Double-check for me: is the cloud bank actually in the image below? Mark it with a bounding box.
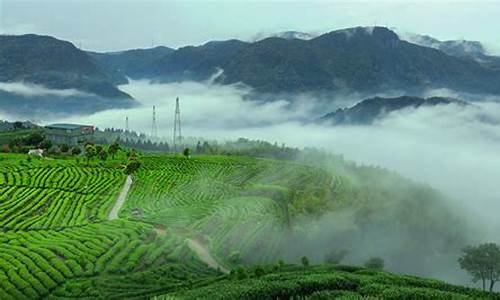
[55,79,500,235]
[0,82,90,98]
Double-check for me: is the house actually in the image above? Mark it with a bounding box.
[28,149,44,157]
[44,123,95,145]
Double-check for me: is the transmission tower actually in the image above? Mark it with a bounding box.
[151,105,157,138]
[173,98,182,151]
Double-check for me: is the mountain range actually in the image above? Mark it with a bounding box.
[90,26,500,95]
[319,96,468,125]
[1,27,500,117]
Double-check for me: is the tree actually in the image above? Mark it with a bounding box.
[235,266,247,280]
[325,249,348,265]
[71,147,82,156]
[183,147,191,158]
[13,121,23,130]
[253,265,265,277]
[458,243,500,292]
[301,256,310,268]
[60,144,70,153]
[364,257,384,270]
[125,159,141,175]
[228,251,242,265]
[38,139,52,151]
[85,144,97,165]
[25,133,44,146]
[108,141,120,159]
[98,149,108,161]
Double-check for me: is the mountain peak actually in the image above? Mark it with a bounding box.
[314,26,400,49]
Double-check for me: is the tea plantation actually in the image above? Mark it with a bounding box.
[0,152,496,299]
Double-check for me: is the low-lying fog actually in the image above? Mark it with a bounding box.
[48,79,500,236]
[2,78,500,286]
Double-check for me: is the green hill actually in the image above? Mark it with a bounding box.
[159,265,497,299]
[0,151,487,299]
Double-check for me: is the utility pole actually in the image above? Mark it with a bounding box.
[152,105,157,138]
[173,98,182,151]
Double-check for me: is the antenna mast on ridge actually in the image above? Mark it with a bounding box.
[173,98,182,151]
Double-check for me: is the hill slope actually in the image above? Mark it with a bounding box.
[0,34,137,116]
[0,151,476,298]
[320,96,468,125]
[88,46,175,81]
[162,265,498,299]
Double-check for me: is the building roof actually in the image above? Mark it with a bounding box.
[45,123,92,130]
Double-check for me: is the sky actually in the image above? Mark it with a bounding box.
[1,0,500,52]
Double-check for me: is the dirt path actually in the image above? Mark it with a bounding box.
[108,175,133,220]
[187,239,229,274]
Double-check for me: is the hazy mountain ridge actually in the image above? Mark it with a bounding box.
[3,27,500,117]
[88,46,175,82]
[401,32,500,69]
[91,26,500,96]
[0,34,137,116]
[320,96,468,125]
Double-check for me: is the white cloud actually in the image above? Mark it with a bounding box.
[0,82,91,98]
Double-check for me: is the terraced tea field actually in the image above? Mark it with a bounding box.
[0,153,337,299]
[122,155,336,263]
[0,152,483,299]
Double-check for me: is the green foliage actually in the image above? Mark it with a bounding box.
[235,266,247,280]
[182,147,191,158]
[85,144,97,165]
[71,147,82,156]
[228,251,242,265]
[108,140,120,159]
[39,139,52,150]
[325,249,348,265]
[0,150,489,299]
[124,158,141,175]
[60,143,70,153]
[458,243,500,292]
[301,256,310,268]
[364,257,384,270]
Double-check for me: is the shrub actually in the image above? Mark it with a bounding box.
[364,257,385,270]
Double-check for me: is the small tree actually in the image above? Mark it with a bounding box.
[253,265,265,277]
[108,141,120,159]
[60,144,70,153]
[235,266,247,280]
[228,251,242,265]
[39,139,52,151]
[458,243,500,292]
[13,121,24,130]
[85,144,97,165]
[325,249,348,265]
[98,149,108,161]
[125,159,141,175]
[301,256,310,268]
[364,257,384,270]
[71,147,82,156]
[183,147,191,158]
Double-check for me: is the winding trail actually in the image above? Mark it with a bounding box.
[108,175,133,220]
[187,239,229,274]
[107,175,227,273]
